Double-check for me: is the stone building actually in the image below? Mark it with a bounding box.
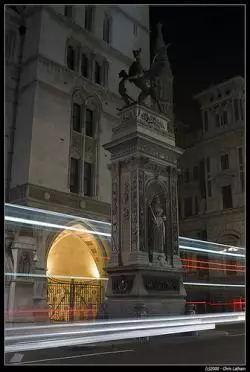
[177,76,245,246]
[4,5,151,321]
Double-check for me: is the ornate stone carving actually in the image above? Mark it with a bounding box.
[131,170,138,251]
[18,251,32,274]
[143,276,180,291]
[138,170,145,251]
[111,163,119,253]
[170,167,179,255]
[112,276,134,294]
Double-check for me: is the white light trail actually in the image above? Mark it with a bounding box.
[6,312,245,332]
[5,216,111,237]
[5,324,216,353]
[6,314,245,342]
[4,273,108,281]
[179,245,245,258]
[179,236,246,250]
[5,203,111,225]
[184,282,245,288]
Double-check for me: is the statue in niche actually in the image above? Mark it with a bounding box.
[148,195,167,258]
[118,48,165,112]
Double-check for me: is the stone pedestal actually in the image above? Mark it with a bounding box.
[104,104,186,317]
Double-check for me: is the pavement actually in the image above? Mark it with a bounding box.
[5,323,246,365]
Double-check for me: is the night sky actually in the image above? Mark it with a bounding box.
[149,5,245,130]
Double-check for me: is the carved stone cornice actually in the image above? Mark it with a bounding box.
[8,183,111,218]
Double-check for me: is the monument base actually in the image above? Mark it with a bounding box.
[105,264,186,318]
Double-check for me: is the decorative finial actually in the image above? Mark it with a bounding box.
[156,22,165,51]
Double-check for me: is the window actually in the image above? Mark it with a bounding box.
[84,162,92,196]
[95,61,101,84]
[5,29,16,60]
[85,6,94,31]
[133,23,138,37]
[64,5,73,19]
[184,169,190,183]
[207,181,212,197]
[204,111,208,132]
[195,196,199,215]
[103,15,112,44]
[238,148,244,192]
[222,185,233,209]
[72,103,81,132]
[184,197,193,218]
[239,100,244,120]
[206,157,210,173]
[85,109,94,137]
[221,154,229,170]
[178,198,181,219]
[234,99,239,121]
[193,166,199,181]
[215,114,220,127]
[222,111,228,125]
[206,157,212,197]
[67,45,76,70]
[70,158,80,193]
[81,54,89,78]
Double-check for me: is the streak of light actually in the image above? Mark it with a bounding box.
[4,216,111,237]
[5,324,217,352]
[180,258,245,268]
[184,282,245,287]
[179,245,245,258]
[5,203,111,225]
[5,312,245,332]
[182,264,245,272]
[179,236,246,250]
[4,273,108,281]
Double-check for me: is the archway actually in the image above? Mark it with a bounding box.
[46,223,109,321]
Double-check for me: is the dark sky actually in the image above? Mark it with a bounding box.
[149,5,245,130]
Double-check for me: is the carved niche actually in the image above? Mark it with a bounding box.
[112,275,134,295]
[18,251,32,275]
[145,180,168,261]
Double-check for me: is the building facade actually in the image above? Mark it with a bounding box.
[177,76,245,247]
[4,5,151,321]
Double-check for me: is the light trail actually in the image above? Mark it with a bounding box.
[179,245,245,258]
[180,258,245,268]
[5,203,111,225]
[182,264,245,272]
[4,273,108,281]
[5,216,111,237]
[5,315,245,342]
[184,282,245,288]
[179,236,246,250]
[5,312,245,331]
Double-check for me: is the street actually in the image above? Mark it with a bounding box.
[5,324,245,365]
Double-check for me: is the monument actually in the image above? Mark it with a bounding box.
[104,24,187,317]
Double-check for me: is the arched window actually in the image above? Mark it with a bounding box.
[103,14,112,44]
[81,53,89,78]
[85,6,94,31]
[67,45,76,70]
[95,61,101,85]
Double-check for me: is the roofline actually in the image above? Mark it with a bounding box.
[193,76,245,101]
